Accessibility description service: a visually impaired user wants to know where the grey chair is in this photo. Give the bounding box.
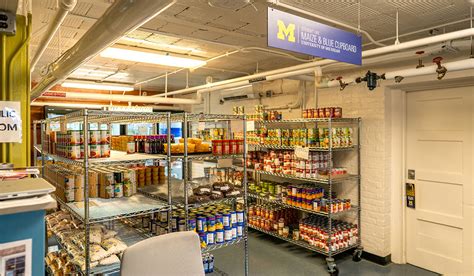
[120,231,205,276]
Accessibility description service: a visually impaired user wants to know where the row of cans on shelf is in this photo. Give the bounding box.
[47,165,165,202]
[302,107,342,119]
[54,143,110,159]
[52,130,110,145]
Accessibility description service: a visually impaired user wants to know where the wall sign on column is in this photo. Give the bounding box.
[267,7,362,65]
[406,183,416,209]
[0,101,22,143]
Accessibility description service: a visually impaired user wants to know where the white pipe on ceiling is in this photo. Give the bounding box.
[267,0,386,47]
[40,91,202,105]
[320,58,474,88]
[31,101,183,110]
[152,28,474,98]
[30,0,176,101]
[30,0,77,72]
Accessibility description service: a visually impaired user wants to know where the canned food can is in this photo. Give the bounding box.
[222,212,231,228]
[100,130,110,144]
[215,214,223,230]
[89,144,101,158]
[70,131,81,145]
[230,211,237,226]
[224,227,233,241]
[216,229,224,244]
[207,231,215,245]
[105,184,114,199]
[188,218,197,232]
[199,232,207,248]
[207,217,216,232]
[178,221,186,232]
[89,130,100,144]
[101,144,110,158]
[172,216,179,231]
[197,216,207,232]
[237,224,243,237]
[159,210,168,223]
[236,210,244,224]
[232,226,237,239]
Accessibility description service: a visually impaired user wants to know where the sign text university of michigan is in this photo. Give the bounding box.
[268,8,362,65]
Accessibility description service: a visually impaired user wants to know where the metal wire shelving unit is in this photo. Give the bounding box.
[171,112,249,276]
[247,117,363,274]
[34,110,174,275]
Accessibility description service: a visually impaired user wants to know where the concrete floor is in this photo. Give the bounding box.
[210,230,439,276]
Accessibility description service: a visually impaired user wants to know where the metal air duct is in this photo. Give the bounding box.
[30,0,176,101]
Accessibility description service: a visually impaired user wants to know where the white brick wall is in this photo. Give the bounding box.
[207,78,392,257]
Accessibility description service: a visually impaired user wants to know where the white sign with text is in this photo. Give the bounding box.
[0,101,22,143]
[294,146,310,160]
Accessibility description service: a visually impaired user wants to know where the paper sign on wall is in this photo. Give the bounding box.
[0,101,22,143]
[294,146,309,160]
[246,121,255,132]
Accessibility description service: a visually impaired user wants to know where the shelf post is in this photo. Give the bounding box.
[243,114,249,276]
[83,109,91,275]
[167,112,172,233]
[183,113,189,230]
[327,117,333,259]
[357,118,362,250]
[33,121,37,167]
[40,122,45,177]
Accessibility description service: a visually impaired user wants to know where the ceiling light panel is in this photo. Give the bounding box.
[100,47,207,68]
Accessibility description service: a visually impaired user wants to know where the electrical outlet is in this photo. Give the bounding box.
[0,11,16,35]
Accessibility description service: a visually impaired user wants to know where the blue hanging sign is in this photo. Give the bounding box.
[267,8,362,65]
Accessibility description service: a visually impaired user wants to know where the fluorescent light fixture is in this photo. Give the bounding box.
[61,81,134,91]
[121,37,205,54]
[100,47,207,68]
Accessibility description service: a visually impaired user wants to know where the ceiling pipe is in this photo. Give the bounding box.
[31,101,183,110]
[40,91,202,105]
[30,0,77,72]
[30,0,176,101]
[319,58,474,88]
[267,0,386,47]
[152,28,474,98]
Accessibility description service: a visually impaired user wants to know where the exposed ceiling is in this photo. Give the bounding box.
[30,0,472,93]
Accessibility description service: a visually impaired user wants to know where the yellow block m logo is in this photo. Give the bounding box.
[277,20,295,42]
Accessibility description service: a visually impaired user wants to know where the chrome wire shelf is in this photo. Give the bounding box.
[40,150,167,168]
[255,170,359,184]
[253,118,360,124]
[138,185,238,209]
[202,236,245,253]
[171,153,243,161]
[248,144,356,152]
[50,220,153,275]
[249,225,359,257]
[50,186,169,224]
[248,193,358,217]
[35,110,170,124]
[172,113,245,122]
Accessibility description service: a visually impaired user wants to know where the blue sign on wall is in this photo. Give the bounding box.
[268,8,362,65]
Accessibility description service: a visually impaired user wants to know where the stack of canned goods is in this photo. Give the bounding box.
[299,216,358,252]
[50,130,110,159]
[248,204,299,235]
[202,253,215,274]
[156,204,245,248]
[247,127,353,149]
[248,150,349,179]
[302,107,343,119]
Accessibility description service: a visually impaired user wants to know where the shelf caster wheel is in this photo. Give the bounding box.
[326,258,338,276]
[352,247,363,262]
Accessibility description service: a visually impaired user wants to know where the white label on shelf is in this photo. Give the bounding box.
[198,122,206,131]
[246,121,255,131]
[217,158,233,168]
[295,146,310,160]
[0,101,22,143]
